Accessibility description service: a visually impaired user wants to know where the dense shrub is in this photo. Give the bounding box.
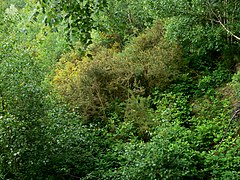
[189,82,240,179]
[203,139,240,179]
[53,22,184,122]
[100,83,239,179]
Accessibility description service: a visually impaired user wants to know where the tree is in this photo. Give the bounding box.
[147,0,240,58]
[38,0,107,46]
[0,2,104,179]
[94,0,153,46]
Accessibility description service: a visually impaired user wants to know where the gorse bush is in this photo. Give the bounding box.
[53,22,184,122]
[120,22,183,94]
[53,48,121,121]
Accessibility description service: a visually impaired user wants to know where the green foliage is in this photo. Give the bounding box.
[0,113,50,178]
[203,138,240,179]
[232,71,240,98]
[1,1,239,179]
[0,2,67,118]
[0,6,105,177]
[124,95,154,141]
[190,88,233,150]
[195,67,232,96]
[0,3,100,179]
[103,124,199,180]
[0,23,44,120]
[165,16,225,55]
[152,92,191,126]
[100,83,239,179]
[38,0,107,46]
[167,73,196,96]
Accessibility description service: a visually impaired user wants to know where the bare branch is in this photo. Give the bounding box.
[206,0,240,41]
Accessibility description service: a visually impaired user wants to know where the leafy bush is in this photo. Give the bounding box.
[0,3,94,179]
[101,84,239,179]
[195,67,232,96]
[0,2,67,119]
[203,138,240,180]
[189,84,239,179]
[0,104,106,179]
[232,71,240,98]
[103,124,199,180]
[150,0,240,61]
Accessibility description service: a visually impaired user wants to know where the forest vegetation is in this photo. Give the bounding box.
[0,0,240,179]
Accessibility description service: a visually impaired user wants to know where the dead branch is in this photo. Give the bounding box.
[215,108,240,150]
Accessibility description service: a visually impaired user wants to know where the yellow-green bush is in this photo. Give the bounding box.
[53,22,184,122]
[119,21,183,94]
